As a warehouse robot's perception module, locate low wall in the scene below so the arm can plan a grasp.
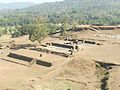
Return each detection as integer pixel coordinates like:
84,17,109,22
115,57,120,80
65,38,84,43
91,26,117,30
8,53,33,62
65,38,101,45
8,53,52,67
52,42,74,50
36,60,52,67
84,40,96,45
10,44,36,50
30,48,71,57
74,28,89,31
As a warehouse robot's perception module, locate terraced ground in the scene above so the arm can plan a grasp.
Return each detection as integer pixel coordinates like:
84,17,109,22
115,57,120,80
0,29,120,90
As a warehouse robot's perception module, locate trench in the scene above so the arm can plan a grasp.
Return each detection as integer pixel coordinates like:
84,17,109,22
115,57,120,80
95,61,120,90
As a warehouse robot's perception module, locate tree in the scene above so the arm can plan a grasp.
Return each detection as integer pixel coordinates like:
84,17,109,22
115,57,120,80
60,18,68,36
11,24,35,38
71,21,77,32
0,30,2,37
29,17,48,44
47,24,58,34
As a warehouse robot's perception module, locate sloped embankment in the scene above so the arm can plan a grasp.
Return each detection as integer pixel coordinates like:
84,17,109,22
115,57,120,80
96,61,119,90
55,58,119,90
1,58,119,90
55,58,97,90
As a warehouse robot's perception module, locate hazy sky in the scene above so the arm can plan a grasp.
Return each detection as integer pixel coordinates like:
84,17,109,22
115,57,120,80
0,0,63,3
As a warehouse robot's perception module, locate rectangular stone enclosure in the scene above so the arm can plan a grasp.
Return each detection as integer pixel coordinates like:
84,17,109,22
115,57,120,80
8,49,52,67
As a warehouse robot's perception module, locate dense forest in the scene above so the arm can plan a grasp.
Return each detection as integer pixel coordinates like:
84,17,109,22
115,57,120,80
23,0,120,25
0,0,120,41
0,0,120,26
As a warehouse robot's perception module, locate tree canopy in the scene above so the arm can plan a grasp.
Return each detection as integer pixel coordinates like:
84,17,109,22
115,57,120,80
0,0,120,26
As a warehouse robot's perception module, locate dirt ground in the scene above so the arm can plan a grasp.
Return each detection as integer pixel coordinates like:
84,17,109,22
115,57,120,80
0,29,120,90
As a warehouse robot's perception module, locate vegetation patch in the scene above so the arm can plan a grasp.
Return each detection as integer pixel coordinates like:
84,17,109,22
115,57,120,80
96,61,119,90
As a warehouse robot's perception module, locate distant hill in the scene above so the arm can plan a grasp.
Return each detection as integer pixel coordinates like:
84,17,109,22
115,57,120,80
0,2,35,10
19,0,120,25
0,0,120,25
22,0,120,14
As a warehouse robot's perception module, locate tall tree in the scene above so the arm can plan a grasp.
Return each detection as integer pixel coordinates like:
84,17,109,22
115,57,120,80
60,18,67,36
29,17,48,44
72,21,78,32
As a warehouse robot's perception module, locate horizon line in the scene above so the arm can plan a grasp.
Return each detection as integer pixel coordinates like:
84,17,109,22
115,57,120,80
0,0,64,4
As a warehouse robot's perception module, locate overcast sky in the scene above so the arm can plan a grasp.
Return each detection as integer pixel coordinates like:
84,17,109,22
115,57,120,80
0,0,63,3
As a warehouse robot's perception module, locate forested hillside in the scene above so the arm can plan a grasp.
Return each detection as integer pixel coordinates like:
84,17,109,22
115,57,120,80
0,0,120,26
20,0,120,25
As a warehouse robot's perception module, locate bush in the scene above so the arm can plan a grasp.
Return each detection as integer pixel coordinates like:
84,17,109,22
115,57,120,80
12,31,21,38
0,30,2,37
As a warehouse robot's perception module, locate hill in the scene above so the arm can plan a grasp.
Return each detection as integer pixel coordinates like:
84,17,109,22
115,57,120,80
23,0,120,13
0,0,120,25
19,0,120,25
